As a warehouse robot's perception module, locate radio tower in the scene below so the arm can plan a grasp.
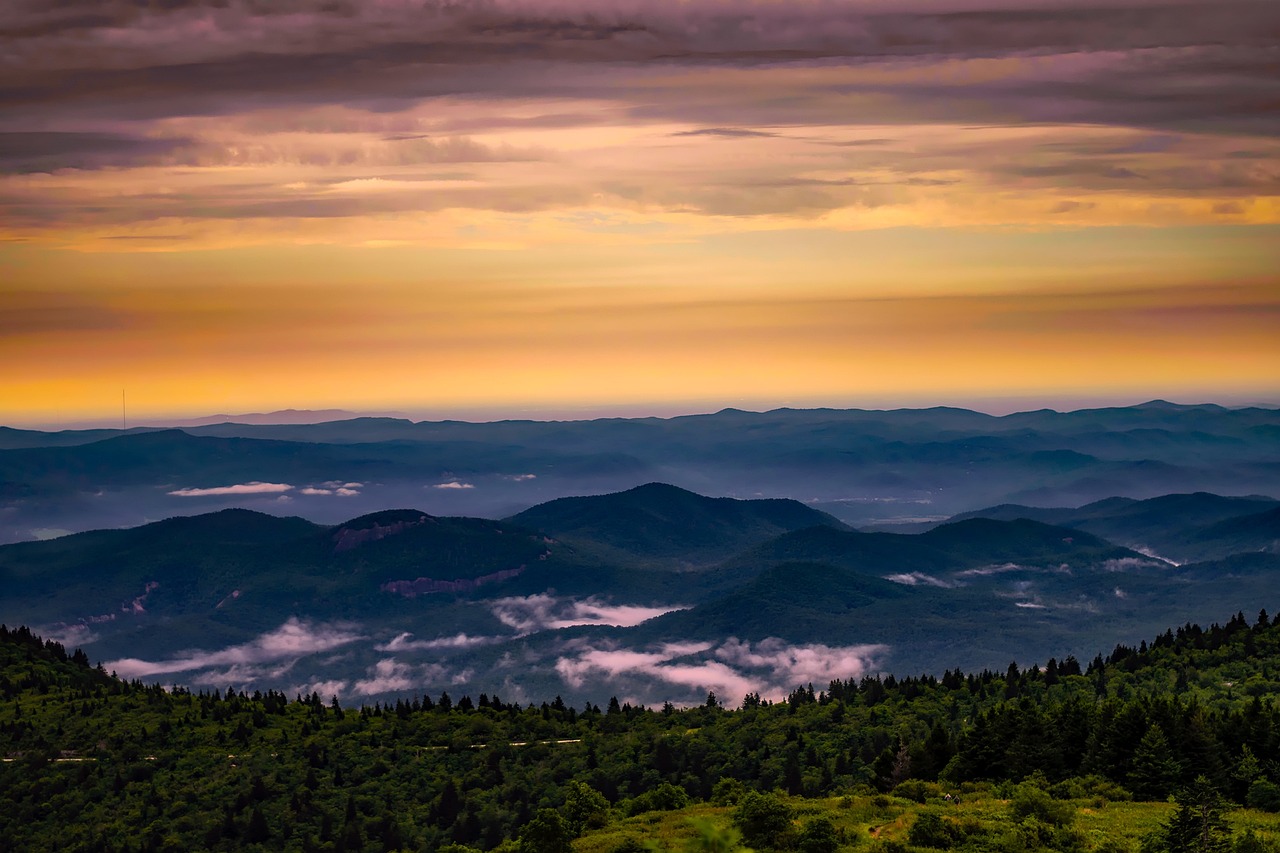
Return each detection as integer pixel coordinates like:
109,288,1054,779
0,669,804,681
122,389,127,430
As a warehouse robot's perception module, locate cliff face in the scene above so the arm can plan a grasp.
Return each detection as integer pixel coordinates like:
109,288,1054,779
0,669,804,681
380,565,526,597
332,515,431,552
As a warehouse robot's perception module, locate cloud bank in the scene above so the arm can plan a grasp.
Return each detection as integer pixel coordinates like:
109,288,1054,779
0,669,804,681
490,594,688,634
105,617,362,679
555,637,887,706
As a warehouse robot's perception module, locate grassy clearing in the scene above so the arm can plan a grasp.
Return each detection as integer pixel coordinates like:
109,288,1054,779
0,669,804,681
575,791,1280,853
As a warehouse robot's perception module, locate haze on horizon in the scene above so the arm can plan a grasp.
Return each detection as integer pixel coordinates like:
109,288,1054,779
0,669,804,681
2,0,1278,426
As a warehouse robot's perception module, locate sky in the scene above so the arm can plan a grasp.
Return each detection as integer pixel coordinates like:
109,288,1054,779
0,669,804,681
2,0,1278,426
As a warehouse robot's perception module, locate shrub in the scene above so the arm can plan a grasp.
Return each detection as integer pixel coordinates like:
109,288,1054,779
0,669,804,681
1010,783,1076,828
732,791,795,850
797,817,841,853
1247,780,1280,813
893,779,931,803
711,778,746,806
908,812,956,849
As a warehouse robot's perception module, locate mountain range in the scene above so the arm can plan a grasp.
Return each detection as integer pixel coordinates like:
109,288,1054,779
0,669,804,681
2,401,1277,545
2,478,1276,706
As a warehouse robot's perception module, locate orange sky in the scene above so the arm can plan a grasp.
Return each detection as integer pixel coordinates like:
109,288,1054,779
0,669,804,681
2,1,1278,425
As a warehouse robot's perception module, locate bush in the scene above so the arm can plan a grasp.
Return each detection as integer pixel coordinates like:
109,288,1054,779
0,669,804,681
711,778,746,806
797,817,841,853
627,782,691,816
893,779,932,804
732,791,795,850
1049,775,1132,804
1010,783,1076,828
1247,780,1280,813
908,812,956,849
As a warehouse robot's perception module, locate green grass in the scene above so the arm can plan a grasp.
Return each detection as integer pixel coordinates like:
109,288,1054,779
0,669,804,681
573,791,1280,853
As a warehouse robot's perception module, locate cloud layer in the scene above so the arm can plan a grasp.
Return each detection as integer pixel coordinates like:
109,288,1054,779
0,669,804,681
2,0,1276,421
555,637,888,706
490,594,688,633
105,617,361,679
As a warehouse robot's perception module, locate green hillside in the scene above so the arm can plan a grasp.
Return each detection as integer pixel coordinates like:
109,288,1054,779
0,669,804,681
4,609,1280,852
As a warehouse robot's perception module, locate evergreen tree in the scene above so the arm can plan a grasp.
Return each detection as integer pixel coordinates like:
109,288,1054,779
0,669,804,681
1129,725,1182,801
1158,777,1231,853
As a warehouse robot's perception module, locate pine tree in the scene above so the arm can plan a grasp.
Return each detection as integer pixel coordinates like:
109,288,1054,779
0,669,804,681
1129,725,1182,801
1159,777,1231,853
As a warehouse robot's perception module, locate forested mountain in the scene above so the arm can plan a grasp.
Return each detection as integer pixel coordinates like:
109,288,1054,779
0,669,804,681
506,482,847,569
4,482,1280,706
3,611,1280,852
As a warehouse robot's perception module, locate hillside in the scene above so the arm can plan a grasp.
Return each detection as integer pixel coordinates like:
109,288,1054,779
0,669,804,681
949,492,1280,562
3,611,1280,851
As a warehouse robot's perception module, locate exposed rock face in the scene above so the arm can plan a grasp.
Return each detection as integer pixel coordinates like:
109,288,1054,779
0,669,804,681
332,516,431,552
381,566,526,597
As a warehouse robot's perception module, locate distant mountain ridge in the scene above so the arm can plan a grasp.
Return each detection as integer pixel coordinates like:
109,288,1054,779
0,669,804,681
949,491,1280,562
1,401,1276,545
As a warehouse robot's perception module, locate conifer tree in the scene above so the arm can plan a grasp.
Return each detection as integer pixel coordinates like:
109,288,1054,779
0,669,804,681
1128,725,1182,800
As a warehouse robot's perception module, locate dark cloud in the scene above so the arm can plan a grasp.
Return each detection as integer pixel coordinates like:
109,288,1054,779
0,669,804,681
0,0,1276,137
0,132,191,173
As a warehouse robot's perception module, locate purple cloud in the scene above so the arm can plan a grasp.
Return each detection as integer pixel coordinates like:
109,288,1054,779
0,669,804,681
555,637,887,706
490,594,688,634
104,617,362,678
168,481,292,497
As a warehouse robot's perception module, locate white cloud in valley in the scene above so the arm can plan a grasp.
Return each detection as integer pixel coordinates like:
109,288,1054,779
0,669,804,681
377,632,500,652
555,637,887,706
490,594,687,634
883,571,957,588
104,617,362,678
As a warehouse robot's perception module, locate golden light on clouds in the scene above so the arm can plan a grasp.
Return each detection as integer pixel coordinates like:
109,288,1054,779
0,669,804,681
1,0,1277,423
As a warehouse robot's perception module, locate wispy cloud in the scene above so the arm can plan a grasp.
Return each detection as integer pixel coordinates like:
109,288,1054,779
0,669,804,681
432,481,475,490
883,571,957,588
1103,555,1171,571
490,594,687,634
289,679,348,700
353,658,416,696
376,632,500,652
104,618,361,678
555,637,886,706
167,481,293,497
955,562,1033,578
299,480,363,496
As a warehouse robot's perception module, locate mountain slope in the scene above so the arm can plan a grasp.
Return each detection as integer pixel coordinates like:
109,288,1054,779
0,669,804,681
506,482,847,568
950,492,1280,562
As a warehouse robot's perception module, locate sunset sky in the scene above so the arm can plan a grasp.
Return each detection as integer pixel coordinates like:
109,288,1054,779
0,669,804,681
2,0,1278,426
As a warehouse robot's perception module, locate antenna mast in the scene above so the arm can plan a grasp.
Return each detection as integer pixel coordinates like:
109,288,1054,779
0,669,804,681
122,389,127,430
